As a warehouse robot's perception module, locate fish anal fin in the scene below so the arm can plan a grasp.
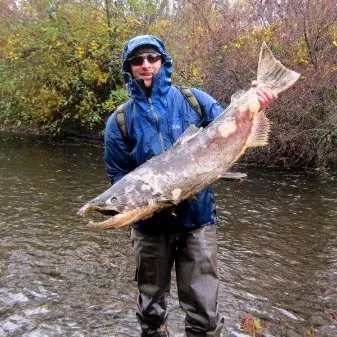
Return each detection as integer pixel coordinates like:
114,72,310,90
221,172,247,181
247,110,271,147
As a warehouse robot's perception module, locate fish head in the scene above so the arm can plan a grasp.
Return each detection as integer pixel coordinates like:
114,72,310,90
78,189,125,217
77,177,166,230
77,178,155,217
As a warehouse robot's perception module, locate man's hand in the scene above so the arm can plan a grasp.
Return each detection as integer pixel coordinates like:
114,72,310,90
256,88,278,111
251,80,278,111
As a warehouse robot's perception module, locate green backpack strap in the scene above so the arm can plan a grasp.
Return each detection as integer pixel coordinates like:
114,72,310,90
176,85,203,119
115,103,127,138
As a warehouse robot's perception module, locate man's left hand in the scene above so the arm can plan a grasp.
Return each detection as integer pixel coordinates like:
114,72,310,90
256,88,278,111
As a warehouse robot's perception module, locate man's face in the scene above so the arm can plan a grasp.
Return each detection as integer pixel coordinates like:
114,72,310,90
129,53,162,88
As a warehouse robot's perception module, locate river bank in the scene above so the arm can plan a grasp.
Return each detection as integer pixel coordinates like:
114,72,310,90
1,126,336,172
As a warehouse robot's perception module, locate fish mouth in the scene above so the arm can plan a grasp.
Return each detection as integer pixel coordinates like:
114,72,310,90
96,209,119,216
77,204,119,217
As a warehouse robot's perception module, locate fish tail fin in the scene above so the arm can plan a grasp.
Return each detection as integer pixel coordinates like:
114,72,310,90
248,110,271,147
257,42,300,94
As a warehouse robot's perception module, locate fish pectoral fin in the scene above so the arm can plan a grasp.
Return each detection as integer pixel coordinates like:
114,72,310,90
247,110,271,148
173,124,201,147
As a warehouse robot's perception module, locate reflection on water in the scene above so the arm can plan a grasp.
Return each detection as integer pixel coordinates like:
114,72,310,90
216,171,337,336
0,133,336,337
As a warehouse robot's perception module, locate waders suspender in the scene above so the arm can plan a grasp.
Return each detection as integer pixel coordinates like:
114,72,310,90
115,85,203,139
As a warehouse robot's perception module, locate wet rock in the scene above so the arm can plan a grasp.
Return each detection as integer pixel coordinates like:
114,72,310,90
0,291,29,305
24,305,50,316
0,313,30,334
0,327,7,337
102,309,122,319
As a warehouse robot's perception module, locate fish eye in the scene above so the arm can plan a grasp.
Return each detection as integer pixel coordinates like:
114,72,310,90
110,197,117,203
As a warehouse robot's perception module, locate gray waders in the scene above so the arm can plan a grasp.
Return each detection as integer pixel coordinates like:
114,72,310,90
131,225,224,337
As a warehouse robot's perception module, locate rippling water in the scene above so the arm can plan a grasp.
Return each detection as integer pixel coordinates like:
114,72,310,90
0,134,336,337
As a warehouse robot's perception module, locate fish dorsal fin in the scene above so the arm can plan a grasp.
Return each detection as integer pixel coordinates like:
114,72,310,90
173,124,201,147
247,110,271,147
257,42,300,94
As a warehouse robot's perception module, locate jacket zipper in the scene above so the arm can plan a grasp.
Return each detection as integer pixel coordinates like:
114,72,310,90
148,97,165,152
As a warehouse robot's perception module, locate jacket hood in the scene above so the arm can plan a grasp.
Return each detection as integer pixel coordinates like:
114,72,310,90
122,35,173,96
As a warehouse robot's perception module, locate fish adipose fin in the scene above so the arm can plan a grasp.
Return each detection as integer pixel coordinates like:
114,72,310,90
257,42,301,94
248,110,271,147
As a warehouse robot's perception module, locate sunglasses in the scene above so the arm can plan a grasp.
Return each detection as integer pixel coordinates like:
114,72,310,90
128,53,162,66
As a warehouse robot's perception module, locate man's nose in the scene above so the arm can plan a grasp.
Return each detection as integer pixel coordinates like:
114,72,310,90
142,59,151,67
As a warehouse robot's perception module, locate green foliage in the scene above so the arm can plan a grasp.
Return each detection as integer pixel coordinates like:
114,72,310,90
0,0,175,133
103,88,129,111
0,0,127,133
124,0,170,21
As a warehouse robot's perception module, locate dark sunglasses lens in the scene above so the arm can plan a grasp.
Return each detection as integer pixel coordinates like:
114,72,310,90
129,54,161,66
147,54,161,63
130,56,144,66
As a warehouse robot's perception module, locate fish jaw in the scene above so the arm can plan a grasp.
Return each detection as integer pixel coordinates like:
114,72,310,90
86,203,163,231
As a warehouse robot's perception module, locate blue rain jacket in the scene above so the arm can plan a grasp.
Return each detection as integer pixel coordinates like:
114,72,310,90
104,35,224,232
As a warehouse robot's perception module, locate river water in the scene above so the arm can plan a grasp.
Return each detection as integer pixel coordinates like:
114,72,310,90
0,133,336,337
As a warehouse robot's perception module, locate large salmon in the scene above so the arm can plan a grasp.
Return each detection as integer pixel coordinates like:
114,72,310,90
78,42,300,230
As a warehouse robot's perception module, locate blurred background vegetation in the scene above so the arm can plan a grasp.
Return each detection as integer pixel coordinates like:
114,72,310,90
0,0,336,170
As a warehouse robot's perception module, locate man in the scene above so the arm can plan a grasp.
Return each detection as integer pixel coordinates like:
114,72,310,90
104,35,277,337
